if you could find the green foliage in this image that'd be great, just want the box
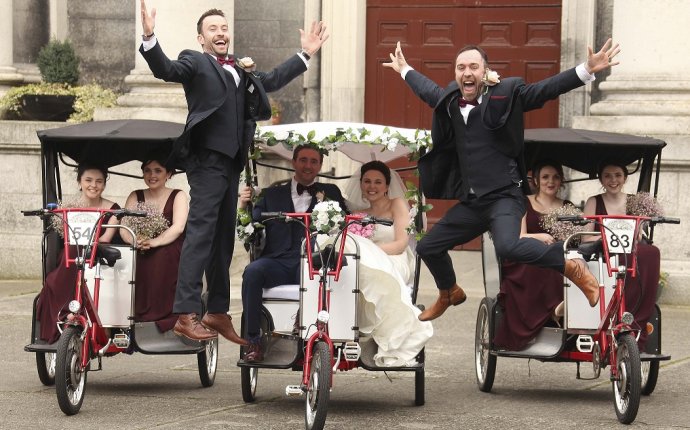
[0,83,118,123]
[37,39,80,85]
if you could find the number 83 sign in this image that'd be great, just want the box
[603,218,636,254]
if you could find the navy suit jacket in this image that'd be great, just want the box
[252,182,348,259]
[139,42,307,167]
[404,68,584,200]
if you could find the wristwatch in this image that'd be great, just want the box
[299,49,311,61]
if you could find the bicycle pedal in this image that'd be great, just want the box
[343,341,361,361]
[576,335,594,353]
[285,385,304,397]
[113,333,130,349]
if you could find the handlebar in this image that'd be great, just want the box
[556,215,590,226]
[650,216,680,224]
[22,207,149,219]
[359,215,393,227]
[557,214,681,226]
[258,211,393,227]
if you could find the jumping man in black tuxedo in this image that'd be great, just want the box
[139,0,329,341]
[383,39,620,321]
[238,144,348,362]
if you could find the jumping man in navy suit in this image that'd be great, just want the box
[238,144,348,362]
[139,0,329,341]
[383,39,620,321]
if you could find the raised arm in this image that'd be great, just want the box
[383,41,446,108]
[140,0,156,37]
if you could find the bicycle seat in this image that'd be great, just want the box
[310,244,347,271]
[96,244,121,267]
[577,239,602,261]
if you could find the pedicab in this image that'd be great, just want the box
[474,128,680,424]
[236,122,430,430]
[22,120,218,415]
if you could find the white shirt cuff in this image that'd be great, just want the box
[142,35,157,51]
[297,52,310,68]
[401,65,413,80]
[576,62,596,83]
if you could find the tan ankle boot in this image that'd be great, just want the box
[564,258,600,307]
[418,284,467,321]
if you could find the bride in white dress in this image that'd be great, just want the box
[343,161,433,366]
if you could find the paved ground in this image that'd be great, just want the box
[2,251,690,429]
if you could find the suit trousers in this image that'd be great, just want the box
[174,148,242,315]
[242,257,300,338]
[417,186,565,290]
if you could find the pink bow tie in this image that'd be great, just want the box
[217,56,235,67]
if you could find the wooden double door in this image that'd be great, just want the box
[365,0,562,249]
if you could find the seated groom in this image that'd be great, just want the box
[240,143,348,362]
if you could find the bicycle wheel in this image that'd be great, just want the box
[305,341,331,430]
[475,297,497,393]
[55,326,88,415]
[241,366,259,402]
[640,360,660,396]
[36,352,56,386]
[612,333,641,424]
[197,337,218,387]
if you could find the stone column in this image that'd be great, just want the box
[96,0,234,122]
[0,0,23,97]
[48,0,68,40]
[572,0,690,304]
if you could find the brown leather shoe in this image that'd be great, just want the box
[173,313,218,341]
[201,313,248,346]
[564,258,600,307]
[244,341,264,363]
[418,284,467,321]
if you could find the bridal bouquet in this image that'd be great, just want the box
[311,200,345,234]
[540,203,586,242]
[122,201,169,241]
[626,192,663,217]
[348,212,375,239]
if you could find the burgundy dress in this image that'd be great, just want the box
[36,203,120,344]
[493,198,569,351]
[594,194,660,350]
[133,189,184,332]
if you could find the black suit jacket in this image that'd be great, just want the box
[139,42,307,167]
[405,68,584,200]
[252,182,348,259]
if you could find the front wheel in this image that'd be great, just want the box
[612,333,641,424]
[305,341,331,430]
[241,366,258,402]
[197,337,218,387]
[55,326,88,415]
[640,360,660,396]
[36,352,56,386]
[475,297,497,393]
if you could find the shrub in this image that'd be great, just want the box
[37,39,80,85]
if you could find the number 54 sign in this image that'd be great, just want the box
[66,211,101,245]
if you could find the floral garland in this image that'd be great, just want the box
[236,206,265,248]
[626,192,663,217]
[540,203,586,243]
[122,201,169,241]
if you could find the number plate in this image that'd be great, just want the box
[66,211,100,245]
[603,218,635,253]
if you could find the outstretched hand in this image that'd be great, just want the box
[382,41,408,73]
[140,0,156,35]
[586,38,620,74]
[299,21,329,56]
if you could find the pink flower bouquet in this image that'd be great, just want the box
[348,212,375,239]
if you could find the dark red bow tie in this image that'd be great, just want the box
[458,98,479,107]
[217,56,235,67]
[297,183,317,196]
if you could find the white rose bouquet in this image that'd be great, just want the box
[311,200,346,234]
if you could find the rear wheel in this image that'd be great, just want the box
[640,360,659,396]
[305,341,331,430]
[55,326,87,415]
[241,366,259,402]
[475,297,497,392]
[613,333,641,424]
[197,337,218,387]
[36,352,56,386]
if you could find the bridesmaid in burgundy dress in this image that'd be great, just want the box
[36,163,120,344]
[494,161,572,350]
[583,161,660,350]
[122,157,188,332]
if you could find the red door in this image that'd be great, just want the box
[365,0,562,249]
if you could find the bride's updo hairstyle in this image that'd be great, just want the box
[360,160,391,185]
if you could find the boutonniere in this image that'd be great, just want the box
[315,190,326,203]
[481,68,500,95]
[238,56,256,72]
